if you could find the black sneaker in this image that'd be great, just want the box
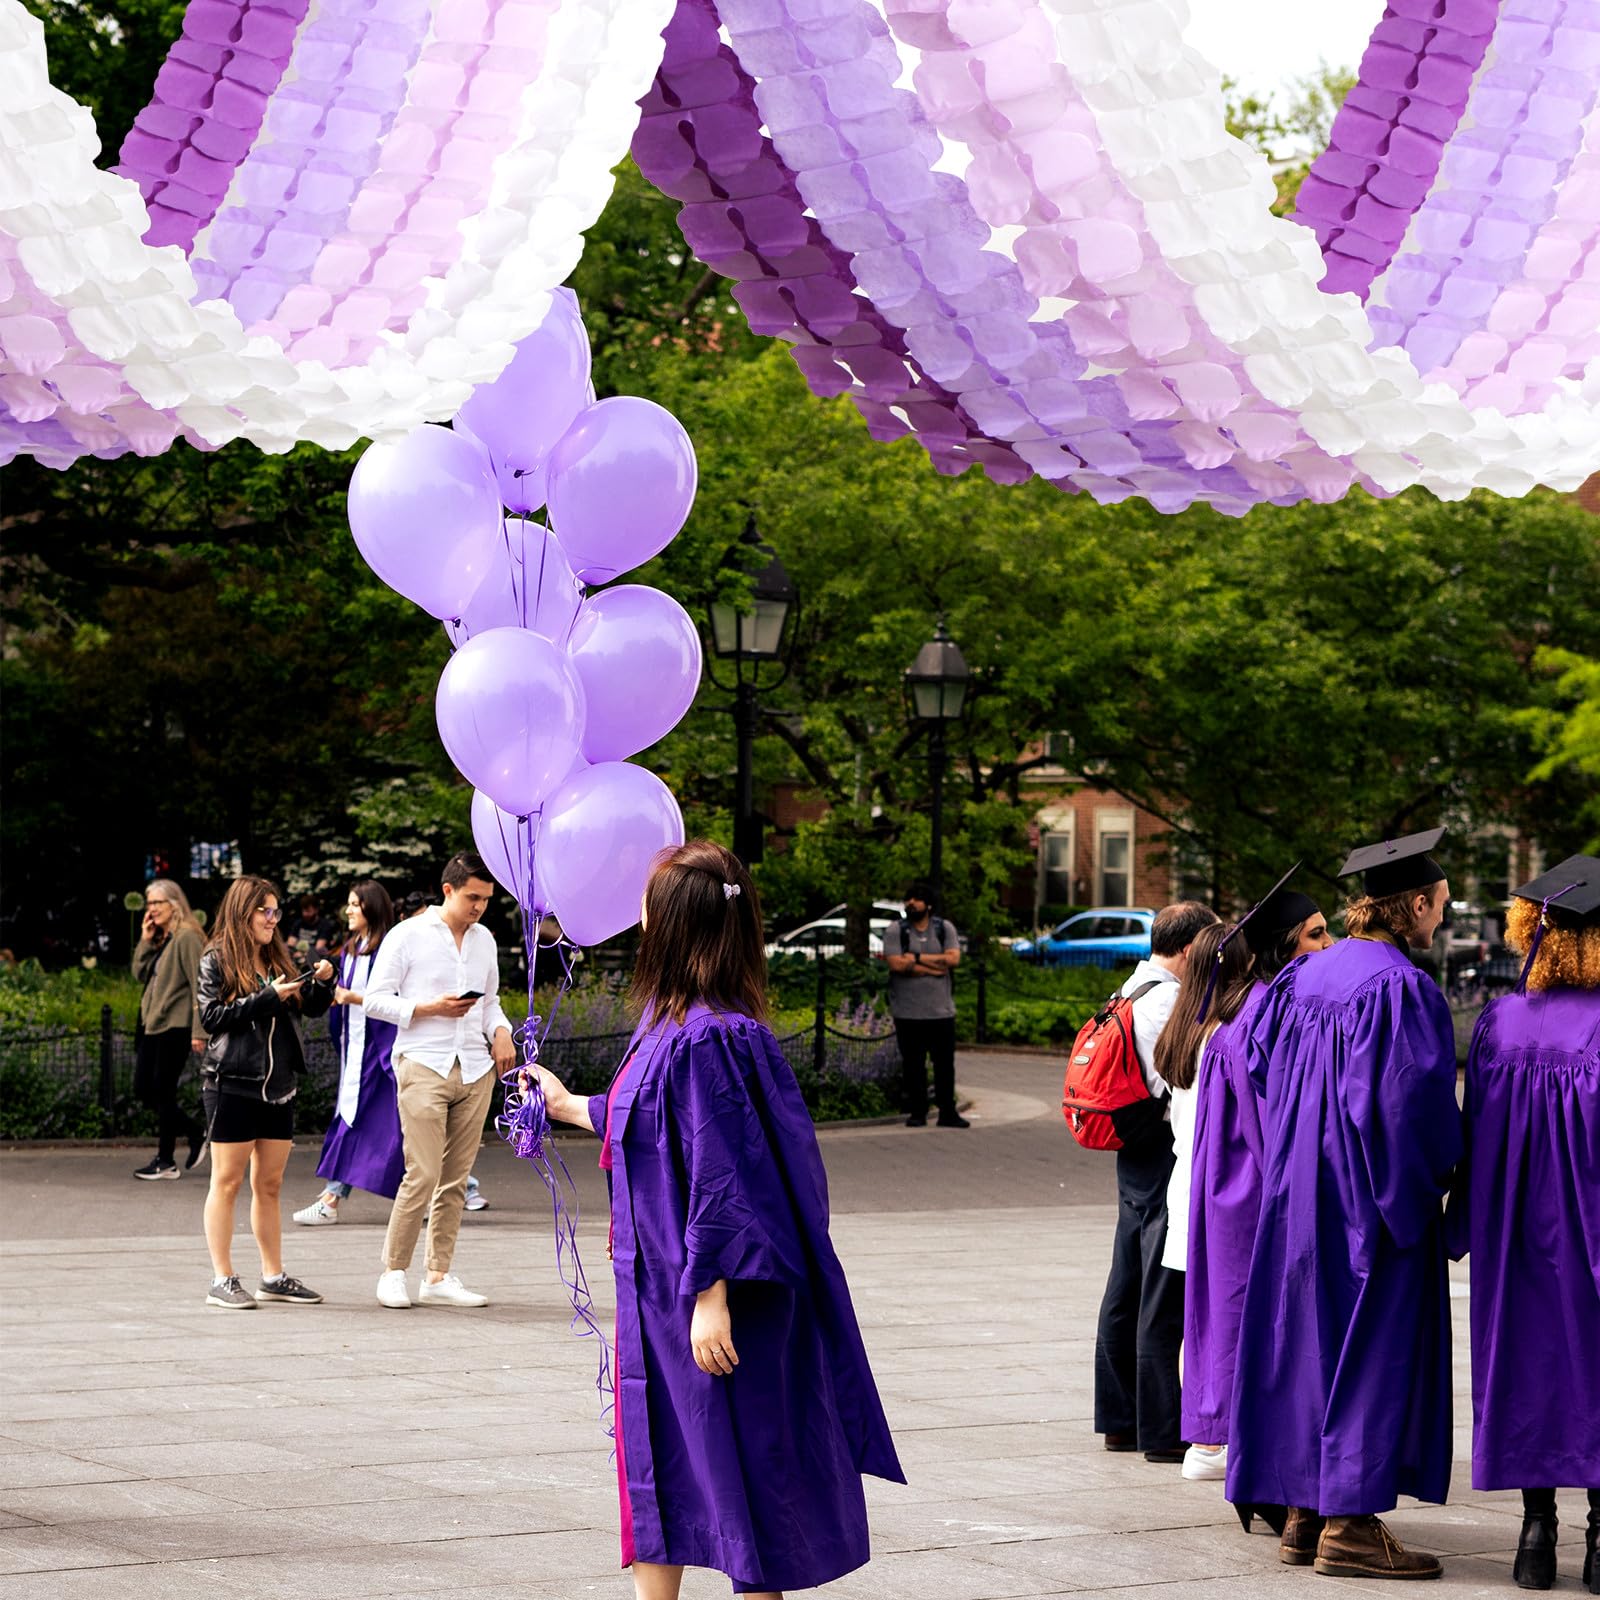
[185,1130,209,1171]
[906,1114,927,1127]
[937,1111,971,1128]
[256,1274,323,1305]
[205,1276,258,1309]
[134,1158,180,1180]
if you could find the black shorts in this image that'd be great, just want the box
[202,1084,295,1144]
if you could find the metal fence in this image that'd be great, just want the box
[0,1002,905,1140]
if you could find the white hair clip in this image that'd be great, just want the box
[723,882,741,900]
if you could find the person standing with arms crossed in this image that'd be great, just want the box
[884,880,967,1127]
[363,851,516,1309]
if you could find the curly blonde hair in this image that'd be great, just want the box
[1343,885,1439,944]
[1505,898,1600,992]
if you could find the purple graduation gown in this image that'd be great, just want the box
[315,945,405,1199]
[585,1006,904,1592]
[1444,986,1600,1489]
[1181,980,1268,1447]
[1226,938,1461,1516]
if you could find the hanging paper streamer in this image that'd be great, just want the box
[5,0,1600,504]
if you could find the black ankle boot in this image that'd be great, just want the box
[1583,1502,1598,1594]
[1514,1512,1558,1591]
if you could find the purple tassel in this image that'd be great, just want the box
[1515,883,1577,993]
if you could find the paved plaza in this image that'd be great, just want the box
[0,1052,1586,1598]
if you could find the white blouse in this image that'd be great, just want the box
[1161,1040,1206,1274]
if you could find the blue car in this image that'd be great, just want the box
[1011,907,1155,969]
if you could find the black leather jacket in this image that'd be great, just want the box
[197,949,334,1087]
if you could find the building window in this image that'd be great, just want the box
[1095,808,1134,905]
[1042,830,1074,905]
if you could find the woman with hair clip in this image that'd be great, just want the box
[131,878,209,1180]
[1183,878,1332,1525]
[1152,920,1256,1485]
[537,839,904,1600]
[294,881,405,1226]
[196,875,334,1309]
[1446,854,1600,1594]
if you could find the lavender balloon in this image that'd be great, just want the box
[567,585,703,763]
[539,762,686,946]
[545,397,698,583]
[436,628,586,816]
[470,789,547,910]
[455,290,592,487]
[348,424,503,620]
[456,418,550,516]
[446,521,583,648]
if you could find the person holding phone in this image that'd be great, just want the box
[362,851,516,1309]
[195,876,334,1309]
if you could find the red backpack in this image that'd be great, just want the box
[1062,980,1164,1152]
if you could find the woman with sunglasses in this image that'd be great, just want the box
[196,875,334,1309]
[131,878,209,1180]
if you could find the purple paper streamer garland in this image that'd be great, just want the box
[115,0,311,253]
[1292,0,1500,301]
[632,0,1034,485]
[1367,0,1600,374]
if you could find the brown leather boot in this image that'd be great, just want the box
[1315,1515,1442,1579]
[1279,1506,1325,1567]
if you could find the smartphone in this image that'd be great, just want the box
[458,989,484,1001]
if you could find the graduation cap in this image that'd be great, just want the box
[1510,853,1599,992]
[1338,828,1447,899]
[1197,862,1302,1023]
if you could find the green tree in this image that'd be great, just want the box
[1518,648,1600,849]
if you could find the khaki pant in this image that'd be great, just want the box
[383,1056,495,1276]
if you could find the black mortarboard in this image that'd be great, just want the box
[1338,828,1447,898]
[1243,883,1320,954]
[1197,863,1302,1021]
[1510,854,1600,924]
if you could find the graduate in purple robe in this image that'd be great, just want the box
[1177,871,1332,1523]
[295,883,405,1223]
[1444,854,1600,1594]
[1227,829,1461,1581]
[539,840,904,1600]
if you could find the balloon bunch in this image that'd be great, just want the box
[346,289,697,1425]
[346,289,696,958]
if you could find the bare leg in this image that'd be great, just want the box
[204,1141,253,1278]
[631,1568,779,1600]
[249,1139,293,1279]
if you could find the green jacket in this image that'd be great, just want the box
[133,924,207,1039]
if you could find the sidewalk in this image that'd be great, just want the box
[0,1053,1580,1597]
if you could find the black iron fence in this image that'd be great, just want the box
[0,998,904,1141]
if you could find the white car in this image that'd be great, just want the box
[765,902,904,961]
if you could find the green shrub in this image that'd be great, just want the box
[0,961,142,1031]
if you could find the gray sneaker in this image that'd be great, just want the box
[206,1276,258,1310]
[255,1274,323,1305]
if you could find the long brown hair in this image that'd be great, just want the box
[630,841,768,1028]
[1153,921,1255,1092]
[341,880,394,956]
[1506,898,1600,992]
[209,875,299,1001]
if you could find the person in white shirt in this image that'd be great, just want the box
[363,851,516,1309]
[1094,901,1219,1464]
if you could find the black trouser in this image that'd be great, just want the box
[894,1016,957,1119]
[1522,1489,1600,1515]
[1094,1126,1184,1450]
[134,1027,201,1164]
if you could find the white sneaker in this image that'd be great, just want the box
[293,1199,339,1227]
[417,1273,488,1308]
[463,1180,488,1212]
[376,1269,411,1309]
[1181,1443,1228,1481]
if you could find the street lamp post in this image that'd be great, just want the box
[706,518,798,866]
[903,621,969,907]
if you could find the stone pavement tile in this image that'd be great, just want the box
[892,1422,1102,1468]
[1383,1502,1524,1557]
[0,1565,240,1600]
[295,1494,592,1546]
[0,1455,135,1491]
[0,1519,33,1533]
[65,1506,369,1562]
[964,1523,1263,1591]
[0,1482,229,1525]
[821,1545,1085,1600]
[0,1526,147,1576]
[161,1468,445,1510]
[65,1441,315,1480]
[867,1452,1113,1505]
[290,1430,498,1469]
[374,1450,613,1498]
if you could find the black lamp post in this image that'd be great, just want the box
[903,621,969,905]
[706,519,798,866]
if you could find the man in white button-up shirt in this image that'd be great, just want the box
[364,851,516,1309]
